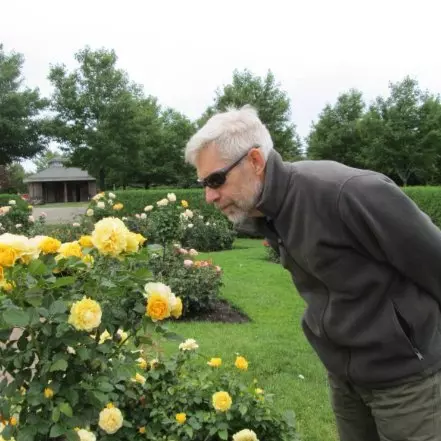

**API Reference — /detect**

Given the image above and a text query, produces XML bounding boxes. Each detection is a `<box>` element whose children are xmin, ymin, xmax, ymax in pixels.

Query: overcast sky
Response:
<box><xmin>2</xmin><ymin>0</ymin><xmax>440</xmax><ymax>172</ymax></box>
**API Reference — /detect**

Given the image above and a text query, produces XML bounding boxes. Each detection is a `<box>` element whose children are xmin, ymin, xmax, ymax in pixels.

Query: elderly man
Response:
<box><xmin>184</xmin><ymin>105</ymin><xmax>441</xmax><ymax>441</ymax></box>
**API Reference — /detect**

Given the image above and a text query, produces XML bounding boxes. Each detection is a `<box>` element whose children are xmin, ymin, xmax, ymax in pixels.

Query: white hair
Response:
<box><xmin>184</xmin><ymin>105</ymin><xmax>273</xmax><ymax>165</ymax></box>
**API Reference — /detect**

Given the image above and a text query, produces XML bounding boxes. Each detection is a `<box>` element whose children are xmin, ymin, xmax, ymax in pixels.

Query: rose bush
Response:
<box><xmin>0</xmin><ymin>218</ymin><xmax>298</xmax><ymax>441</ymax></box>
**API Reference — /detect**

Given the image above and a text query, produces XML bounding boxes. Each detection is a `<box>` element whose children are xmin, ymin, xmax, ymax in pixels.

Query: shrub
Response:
<box><xmin>0</xmin><ymin>221</ymin><xmax>298</xmax><ymax>441</ymax></box>
<box><xmin>0</xmin><ymin>198</ymin><xmax>40</xmax><ymax>235</ymax></box>
<box><xmin>181</xmin><ymin>214</ymin><xmax>236</xmax><ymax>252</ymax></box>
<box><xmin>263</xmin><ymin>240</ymin><xmax>280</xmax><ymax>263</ymax></box>
<box><xmin>149</xmin><ymin>246</ymin><xmax>223</xmax><ymax>317</ymax></box>
<box><xmin>403</xmin><ymin>186</ymin><xmax>441</xmax><ymax>229</ymax></box>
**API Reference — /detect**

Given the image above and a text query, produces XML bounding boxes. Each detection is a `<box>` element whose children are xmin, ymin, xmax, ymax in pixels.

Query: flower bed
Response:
<box><xmin>0</xmin><ymin>218</ymin><xmax>297</xmax><ymax>441</ymax></box>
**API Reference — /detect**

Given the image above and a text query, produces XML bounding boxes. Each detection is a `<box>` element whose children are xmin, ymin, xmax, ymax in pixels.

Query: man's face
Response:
<box><xmin>195</xmin><ymin>143</ymin><xmax>264</xmax><ymax>225</ymax></box>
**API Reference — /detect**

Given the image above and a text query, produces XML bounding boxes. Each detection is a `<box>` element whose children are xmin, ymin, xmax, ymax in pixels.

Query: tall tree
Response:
<box><xmin>0</xmin><ymin>44</ymin><xmax>49</xmax><ymax>166</ymax></box>
<box><xmin>48</xmin><ymin>46</ymin><xmax>149</xmax><ymax>189</ymax></box>
<box><xmin>33</xmin><ymin>148</ymin><xmax>68</xmax><ymax>172</ymax></box>
<box><xmin>200</xmin><ymin>69</ymin><xmax>302</xmax><ymax>161</ymax></box>
<box><xmin>306</xmin><ymin>89</ymin><xmax>367</xmax><ymax>168</ymax></box>
<box><xmin>359</xmin><ymin>76</ymin><xmax>441</xmax><ymax>186</ymax></box>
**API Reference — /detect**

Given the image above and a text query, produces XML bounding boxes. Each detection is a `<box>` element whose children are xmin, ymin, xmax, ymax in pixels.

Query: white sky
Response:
<box><xmin>2</xmin><ymin>0</ymin><xmax>440</xmax><ymax>172</ymax></box>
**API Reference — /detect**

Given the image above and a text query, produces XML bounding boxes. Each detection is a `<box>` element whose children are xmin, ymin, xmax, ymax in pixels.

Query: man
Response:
<box><xmin>184</xmin><ymin>105</ymin><xmax>441</xmax><ymax>441</ymax></box>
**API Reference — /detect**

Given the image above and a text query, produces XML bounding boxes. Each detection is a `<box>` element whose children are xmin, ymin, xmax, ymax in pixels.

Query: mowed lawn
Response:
<box><xmin>166</xmin><ymin>238</ymin><xmax>338</xmax><ymax>441</ymax></box>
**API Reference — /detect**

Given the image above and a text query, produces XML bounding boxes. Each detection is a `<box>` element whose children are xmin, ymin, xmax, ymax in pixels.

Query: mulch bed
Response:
<box><xmin>179</xmin><ymin>299</ymin><xmax>250</xmax><ymax>324</ymax></box>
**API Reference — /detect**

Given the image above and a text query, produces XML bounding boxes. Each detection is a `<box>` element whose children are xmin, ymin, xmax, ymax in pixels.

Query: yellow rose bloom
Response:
<box><xmin>207</xmin><ymin>357</ymin><xmax>222</xmax><ymax>368</ymax></box>
<box><xmin>232</xmin><ymin>429</ymin><xmax>259</xmax><ymax>441</ymax></box>
<box><xmin>44</xmin><ymin>387</ymin><xmax>54</xmax><ymax>399</ymax></box>
<box><xmin>0</xmin><ymin>266</ymin><xmax>4</xmax><ymax>281</ymax></box>
<box><xmin>125</xmin><ymin>232</ymin><xmax>145</xmax><ymax>253</ymax></box>
<box><xmin>56</xmin><ymin>242</ymin><xmax>83</xmax><ymax>260</ymax></box>
<box><xmin>99</xmin><ymin>330</ymin><xmax>112</xmax><ymax>344</ymax></box>
<box><xmin>1</xmin><ymin>233</ymin><xmax>40</xmax><ymax>264</ymax></box>
<box><xmin>0</xmin><ymin>244</ymin><xmax>17</xmax><ymax>267</ymax></box>
<box><xmin>146</xmin><ymin>294</ymin><xmax>171</xmax><ymax>321</ymax></box>
<box><xmin>82</xmin><ymin>254</ymin><xmax>94</xmax><ymax>267</ymax></box>
<box><xmin>9</xmin><ymin>416</ymin><xmax>17</xmax><ymax>426</ymax></box>
<box><xmin>39</xmin><ymin>237</ymin><xmax>61</xmax><ymax>254</ymax></box>
<box><xmin>68</xmin><ymin>297</ymin><xmax>102</xmax><ymax>332</ymax></box>
<box><xmin>212</xmin><ymin>391</ymin><xmax>232</xmax><ymax>412</ymax></box>
<box><xmin>175</xmin><ymin>413</ymin><xmax>186</xmax><ymax>424</ymax></box>
<box><xmin>181</xmin><ymin>200</ymin><xmax>188</xmax><ymax>208</ymax></box>
<box><xmin>112</xmin><ymin>203</ymin><xmax>124</xmax><ymax>211</ymax></box>
<box><xmin>75</xmin><ymin>428</ymin><xmax>96</xmax><ymax>441</ymax></box>
<box><xmin>235</xmin><ymin>356</ymin><xmax>249</xmax><ymax>371</ymax></box>
<box><xmin>137</xmin><ymin>357</ymin><xmax>148</xmax><ymax>370</ymax></box>
<box><xmin>132</xmin><ymin>373</ymin><xmax>146</xmax><ymax>385</ymax></box>
<box><xmin>171</xmin><ymin>297</ymin><xmax>183</xmax><ymax>319</ymax></box>
<box><xmin>79</xmin><ymin>235</ymin><xmax>94</xmax><ymax>248</ymax></box>
<box><xmin>0</xmin><ymin>280</ymin><xmax>14</xmax><ymax>292</ymax></box>
<box><xmin>138</xmin><ymin>427</ymin><xmax>146</xmax><ymax>434</ymax></box>
<box><xmin>98</xmin><ymin>405</ymin><xmax>124</xmax><ymax>434</ymax></box>
<box><xmin>91</xmin><ymin>217</ymin><xmax>128</xmax><ymax>257</ymax></box>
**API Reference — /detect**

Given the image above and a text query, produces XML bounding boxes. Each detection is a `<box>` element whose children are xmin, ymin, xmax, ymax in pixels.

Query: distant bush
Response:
<box><xmin>403</xmin><ymin>186</ymin><xmax>441</xmax><ymax>229</ymax></box>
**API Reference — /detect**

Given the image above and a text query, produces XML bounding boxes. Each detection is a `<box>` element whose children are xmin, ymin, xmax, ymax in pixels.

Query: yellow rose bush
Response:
<box><xmin>0</xmin><ymin>216</ymin><xmax>297</xmax><ymax>441</ymax></box>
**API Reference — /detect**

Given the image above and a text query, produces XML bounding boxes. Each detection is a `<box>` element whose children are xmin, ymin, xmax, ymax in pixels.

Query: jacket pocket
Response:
<box><xmin>392</xmin><ymin>302</ymin><xmax>424</xmax><ymax>361</ymax></box>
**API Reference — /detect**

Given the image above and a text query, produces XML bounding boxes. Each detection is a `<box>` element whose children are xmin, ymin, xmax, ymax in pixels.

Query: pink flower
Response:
<box><xmin>215</xmin><ymin>265</ymin><xmax>222</xmax><ymax>273</ymax></box>
<box><xmin>179</xmin><ymin>248</ymin><xmax>189</xmax><ymax>255</ymax></box>
<box><xmin>41</xmin><ymin>212</ymin><xmax>47</xmax><ymax>217</ymax></box>
<box><xmin>184</xmin><ymin>260</ymin><xmax>193</xmax><ymax>267</ymax></box>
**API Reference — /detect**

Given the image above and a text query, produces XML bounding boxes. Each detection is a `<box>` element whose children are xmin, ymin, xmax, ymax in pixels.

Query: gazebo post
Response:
<box><xmin>64</xmin><ymin>182</ymin><xmax>68</xmax><ymax>203</ymax></box>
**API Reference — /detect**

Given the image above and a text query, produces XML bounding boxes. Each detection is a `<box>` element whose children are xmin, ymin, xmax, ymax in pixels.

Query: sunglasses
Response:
<box><xmin>197</xmin><ymin>146</ymin><xmax>260</xmax><ymax>189</ymax></box>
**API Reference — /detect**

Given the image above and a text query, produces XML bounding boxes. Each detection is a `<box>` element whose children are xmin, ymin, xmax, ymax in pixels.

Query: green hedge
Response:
<box><xmin>0</xmin><ymin>194</ymin><xmax>29</xmax><ymax>210</ymax></box>
<box><xmin>403</xmin><ymin>186</ymin><xmax>441</xmax><ymax>229</ymax></box>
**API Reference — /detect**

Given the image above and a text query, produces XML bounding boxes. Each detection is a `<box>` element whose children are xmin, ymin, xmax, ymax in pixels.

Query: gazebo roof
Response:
<box><xmin>24</xmin><ymin>158</ymin><xmax>96</xmax><ymax>183</ymax></box>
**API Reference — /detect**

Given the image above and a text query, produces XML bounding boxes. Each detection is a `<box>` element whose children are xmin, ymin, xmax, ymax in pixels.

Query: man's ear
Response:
<box><xmin>249</xmin><ymin>148</ymin><xmax>265</xmax><ymax>176</ymax></box>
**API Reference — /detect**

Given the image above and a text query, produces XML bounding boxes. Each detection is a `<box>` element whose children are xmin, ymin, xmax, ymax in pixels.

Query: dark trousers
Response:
<box><xmin>328</xmin><ymin>370</ymin><xmax>441</xmax><ymax>441</ymax></box>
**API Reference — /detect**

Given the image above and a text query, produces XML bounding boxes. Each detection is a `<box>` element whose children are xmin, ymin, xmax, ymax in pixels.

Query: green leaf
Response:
<box><xmin>50</xmin><ymin>359</ymin><xmax>68</xmax><ymax>372</ymax></box>
<box><xmin>65</xmin><ymin>430</ymin><xmax>79</xmax><ymax>441</ymax></box>
<box><xmin>76</xmin><ymin>347</ymin><xmax>91</xmax><ymax>361</ymax></box>
<box><xmin>52</xmin><ymin>277</ymin><xmax>76</xmax><ymax>288</ymax></box>
<box><xmin>218</xmin><ymin>429</ymin><xmax>228</xmax><ymax>440</ymax></box>
<box><xmin>25</xmin><ymin>288</ymin><xmax>43</xmax><ymax>307</ymax></box>
<box><xmin>52</xmin><ymin>406</ymin><xmax>60</xmax><ymax>423</ymax></box>
<box><xmin>1</xmin><ymin>424</ymin><xmax>13</xmax><ymax>440</ymax></box>
<box><xmin>28</xmin><ymin>259</ymin><xmax>48</xmax><ymax>276</ymax></box>
<box><xmin>98</xmin><ymin>382</ymin><xmax>114</xmax><ymax>393</ymax></box>
<box><xmin>3</xmin><ymin>309</ymin><xmax>29</xmax><ymax>327</ymax></box>
<box><xmin>184</xmin><ymin>425</ymin><xmax>194</xmax><ymax>438</ymax></box>
<box><xmin>17</xmin><ymin>426</ymin><xmax>37</xmax><ymax>441</ymax></box>
<box><xmin>59</xmin><ymin>402</ymin><xmax>73</xmax><ymax>417</ymax></box>
<box><xmin>49</xmin><ymin>300</ymin><xmax>67</xmax><ymax>315</ymax></box>
<box><xmin>91</xmin><ymin>390</ymin><xmax>108</xmax><ymax>404</ymax></box>
<box><xmin>49</xmin><ymin>424</ymin><xmax>65</xmax><ymax>438</ymax></box>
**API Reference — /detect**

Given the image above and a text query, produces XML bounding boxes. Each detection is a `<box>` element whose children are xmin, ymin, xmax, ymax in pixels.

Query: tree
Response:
<box><xmin>33</xmin><ymin>148</ymin><xmax>68</xmax><ymax>172</ymax></box>
<box><xmin>306</xmin><ymin>89</ymin><xmax>367</xmax><ymax>168</ymax></box>
<box><xmin>48</xmin><ymin>46</ymin><xmax>151</xmax><ymax>190</ymax></box>
<box><xmin>200</xmin><ymin>69</ymin><xmax>303</xmax><ymax>161</ymax></box>
<box><xmin>6</xmin><ymin>163</ymin><xmax>28</xmax><ymax>193</ymax></box>
<box><xmin>359</xmin><ymin>76</ymin><xmax>441</xmax><ymax>186</ymax></box>
<box><xmin>0</xmin><ymin>44</ymin><xmax>49</xmax><ymax>166</ymax></box>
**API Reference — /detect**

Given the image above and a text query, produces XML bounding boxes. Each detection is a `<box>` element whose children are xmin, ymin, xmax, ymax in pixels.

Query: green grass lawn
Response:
<box><xmin>166</xmin><ymin>238</ymin><xmax>338</xmax><ymax>441</ymax></box>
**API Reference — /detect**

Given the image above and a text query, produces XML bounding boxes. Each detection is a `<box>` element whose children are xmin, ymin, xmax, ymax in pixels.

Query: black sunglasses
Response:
<box><xmin>197</xmin><ymin>146</ymin><xmax>260</xmax><ymax>189</ymax></box>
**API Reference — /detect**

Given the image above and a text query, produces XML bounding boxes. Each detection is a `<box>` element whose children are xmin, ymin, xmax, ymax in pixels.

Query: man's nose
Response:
<box><xmin>205</xmin><ymin>187</ymin><xmax>220</xmax><ymax>204</ymax></box>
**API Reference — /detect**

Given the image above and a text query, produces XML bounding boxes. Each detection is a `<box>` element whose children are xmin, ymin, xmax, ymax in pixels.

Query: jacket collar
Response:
<box><xmin>254</xmin><ymin>149</ymin><xmax>293</xmax><ymax>220</ymax></box>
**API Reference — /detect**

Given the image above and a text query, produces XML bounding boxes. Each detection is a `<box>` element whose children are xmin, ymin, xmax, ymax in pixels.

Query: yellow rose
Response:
<box><xmin>212</xmin><ymin>391</ymin><xmax>232</xmax><ymax>412</ymax></box>
<box><xmin>138</xmin><ymin>427</ymin><xmax>146</xmax><ymax>434</ymax></box>
<box><xmin>171</xmin><ymin>297</ymin><xmax>183</xmax><ymax>319</ymax></box>
<box><xmin>68</xmin><ymin>297</ymin><xmax>102</xmax><ymax>332</ymax></box>
<box><xmin>75</xmin><ymin>428</ymin><xmax>96</xmax><ymax>441</ymax></box>
<box><xmin>235</xmin><ymin>356</ymin><xmax>249</xmax><ymax>371</ymax></box>
<box><xmin>9</xmin><ymin>416</ymin><xmax>17</xmax><ymax>426</ymax></box>
<box><xmin>99</xmin><ymin>330</ymin><xmax>112</xmax><ymax>344</ymax></box>
<box><xmin>38</xmin><ymin>237</ymin><xmax>61</xmax><ymax>254</ymax></box>
<box><xmin>0</xmin><ymin>266</ymin><xmax>4</xmax><ymax>281</ymax></box>
<box><xmin>91</xmin><ymin>217</ymin><xmax>128</xmax><ymax>257</ymax></box>
<box><xmin>175</xmin><ymin>413</ymin><xmax>186</xmax><ymax>424</ymax></box>
<box><xmin>44</xmin><ymin>387</ymin><xmax>54</xmax><ymax>399</ymax></box>
<box><xmin>207</xmin><ymin>357</ymin><xmax>222</xmax><ymax>367</ymax></box>
<box><xmin>56</xmin><ymin>242</ymin><xmax>83</xmax><ymax>260</ymax></box>
<box><xmin>131</xmin><ymin>373</ymin><xmax>146</xmax><ymax>385</ymax></box>
<box><xmin>232</xmin><ymin>429</ymin><xmax>259</xmax><ymax>441</ymax></box>
<box><xmin>98</xmin><ymin>405</ymin><xmax>123</xmax><ymax>434</ymax></box>
<box><xmin>0</xmin><ymin>233</ymin><xmax>39</xmax><ymax>263</ymax></box>
<box><xmin>0</xmin><ymin>280</ymin><xmax>14</xmax><ymax>292</ymax></box>
<box><xmin>181</xmin><ymin>200</ymin><xmax>188</xmax><ymax>208</ymax></box>
<box><xmin>82</xmin><ymin>254</ymin><xmax>94</xmax><ymax>267</ymax></box>
<box><xmin>137</xmin><ymin>357</ymin><xmax>148</xmax><ymax>370</ymax></box>
<box><xmin>79</xmin><ymin>236</ymin><xmax>94</xmax><ymax>248</ymax></box>
<box><xmin>124</xmin><ymin>232</ymin><xmax>146</xmax><ymax>253</ymax></box>
<box><xmin>146</xmin><ymin>294</ymin><xmax>171</xmax><ymax>321</ymax></box>
<box><xmin>0</xmin><ymin>244</ymin><xmax>17</xmax><ymax>267</ymax></box>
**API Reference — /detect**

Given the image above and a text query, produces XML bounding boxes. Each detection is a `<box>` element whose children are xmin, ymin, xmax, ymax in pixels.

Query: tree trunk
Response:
<box><xmin>0</xmin><ymin>165</ymin><xmax>10</xmax><ymax>191</ymax></box>
<box><xmin>99</xmin><ymin>168</ymin><xmax>105</xmax><ymax>191</ymax></box>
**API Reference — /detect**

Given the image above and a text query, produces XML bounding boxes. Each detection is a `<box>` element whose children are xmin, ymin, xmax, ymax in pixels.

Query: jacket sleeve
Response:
<box><xmin>338</xmin><ymin>173</ymin><xmax>441</xmax><ymax>305</ymax></box>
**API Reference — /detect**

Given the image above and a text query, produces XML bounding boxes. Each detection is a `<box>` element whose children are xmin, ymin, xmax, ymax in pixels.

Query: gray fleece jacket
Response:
<box><xmin>246</xmin><ymin>149</ymin><xmax>441</xmax><ymax>388</ymax></box>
